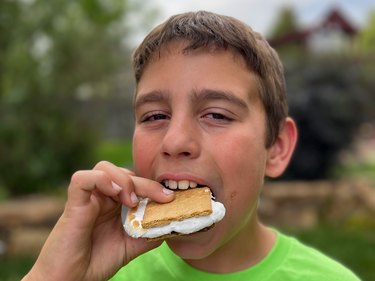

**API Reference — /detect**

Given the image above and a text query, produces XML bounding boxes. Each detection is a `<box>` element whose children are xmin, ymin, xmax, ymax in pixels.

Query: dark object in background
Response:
<box><xmin>283</xmin><ymin>58</ymin><xmax>368</xmax><ymax>180</ymax></box>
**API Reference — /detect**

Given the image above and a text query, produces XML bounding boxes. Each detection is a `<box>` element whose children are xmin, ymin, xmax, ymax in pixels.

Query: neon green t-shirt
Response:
<box><xmin>110</xmin><ymin>232</ymin><xmax>360</xmax><ymax>281</ymax></box>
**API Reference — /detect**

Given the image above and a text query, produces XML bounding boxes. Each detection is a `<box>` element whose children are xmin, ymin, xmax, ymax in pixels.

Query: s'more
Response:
<box><xmin>122</xmin><ymin>187</ymin><xmax>226</xmax><ymax>240</ymax></box>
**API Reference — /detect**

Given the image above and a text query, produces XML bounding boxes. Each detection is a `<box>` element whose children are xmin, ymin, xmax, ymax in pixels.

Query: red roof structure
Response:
<box><xmin>269</xmin><ymin>8</ymin><xmax>358</xmax><ymax>51</ymax></box>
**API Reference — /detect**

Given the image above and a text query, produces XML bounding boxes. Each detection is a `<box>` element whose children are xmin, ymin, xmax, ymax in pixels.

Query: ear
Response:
<box><xmin>265</xmin><ymin>117</ymin><xmax>298</xmax><ymax>178</ymax></box>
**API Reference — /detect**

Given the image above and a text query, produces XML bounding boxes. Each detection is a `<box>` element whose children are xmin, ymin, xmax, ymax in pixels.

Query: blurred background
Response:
<box><xmin>0</xmin><ymin>0</ymin><xmax>374</xmax><ymax>280</ymax></box>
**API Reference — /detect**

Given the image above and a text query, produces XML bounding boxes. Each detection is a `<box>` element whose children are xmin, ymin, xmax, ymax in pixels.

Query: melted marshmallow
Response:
<box><xmin>122</xmin><ymin>198</ymin><xmax>226</xmax><ymax>239</ymax></box>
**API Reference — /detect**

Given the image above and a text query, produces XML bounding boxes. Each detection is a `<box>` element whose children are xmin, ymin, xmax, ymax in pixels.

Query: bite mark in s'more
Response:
<box><xmin>122</xmin><ymin>187</ymin><xmax>226</xmax><ymax>240</ymax></box>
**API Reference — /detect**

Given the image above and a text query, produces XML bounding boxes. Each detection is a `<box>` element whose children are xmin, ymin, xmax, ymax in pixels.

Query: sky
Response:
<box><xmin>144</xmin><ymin>0</ymin><xmax>375</xmax><ymax>38</ymax></box>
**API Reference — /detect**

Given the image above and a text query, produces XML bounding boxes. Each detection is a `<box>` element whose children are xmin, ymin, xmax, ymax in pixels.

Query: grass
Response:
<box><xmin>0</xmin><ymin>256</ymin><xmax>36</xmax><ymax>281</ymax></box>
<box><xmin>333</xmin><ymin>160</ymin><xmax>375</xmax><ymax>181</ymax></box>
<box><xmin>94</xmin><ymin>139</ymin><xmax>133</xmax><ymax>168</ymax></box>
<box><xmin>286</xmin><ymin>225</ymin><xmax>375</xmax><ymax>281</ymax></box>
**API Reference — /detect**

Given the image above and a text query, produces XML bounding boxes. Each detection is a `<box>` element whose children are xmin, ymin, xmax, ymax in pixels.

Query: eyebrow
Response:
<box><xmin>134</xmin><ymin>88</ymin><xmax>249</xmax><ymax>111</ymax></box>
<box><xmin>192</xmin><ymin>89</ymin><xmax>248</xmax><ymax>110</ymax></box>
<box><xmin>134</xmin><ymin>90</ymin><xmax>170</xmax><ymax>110</ymax></box>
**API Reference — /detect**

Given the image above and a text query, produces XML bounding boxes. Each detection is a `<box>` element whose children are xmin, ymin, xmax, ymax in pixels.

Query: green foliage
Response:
<box><xmin>80</xmin><ymin>0</ymin><xmax>126</xmax><ymax>25</ymax></box>
<box><xmin>0</xmin><ymin>0</ymin><xmax>137</xmax><ymax>196</ymax></box>
<box><xmin>0</xmin><ymin>99</ymin><xmax>98</xmax><ymax>195</ymax></box>
<box><xmin>333</xmin><ymin>161</ymin><xmax>375</xmax><ymax>180</ymax></box>
<box><xmin>269</xmin><ymin>6</ymin><xmax>299</xmax><ymax>38</ymax></box>
<box><xmin>0</xmin><ymin>256</ymin><xmax>36</xmax><ymax>281</ymax></box>
<box><xmin>268</xmin><ymin>6</ymin><xmax>305</xmax><ymax>57</ymax></box>
<box><xmin>95</xmin><ymin>140</ymin><xmax>133</xmax><ymax>167</ymax></box>
<box><xmin>288</xmin><ymin>225</ymin><xmax>375</xmax><ymax>281</ymax></box>
<box><xmin>357</xmin><ymin>9</ymin><xmax>375</xmax><ymax>53</ymax></box>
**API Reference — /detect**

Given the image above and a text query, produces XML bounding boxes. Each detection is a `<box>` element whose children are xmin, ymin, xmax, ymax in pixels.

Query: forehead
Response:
<box><xmin>148</xmin><ymin>40</ymin><xmax>246</xmax><ymax>68</ymax></box>
<box><xmin>136</xmin><ymin>41</ymin><xmax>261</xmax><ymax>102</ymax></box>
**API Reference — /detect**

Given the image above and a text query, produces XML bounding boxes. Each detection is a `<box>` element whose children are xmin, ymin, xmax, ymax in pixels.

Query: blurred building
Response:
<box><xmin>269</xmin><ymin>8</ymin><xmax>358</xmax><ymax>54</ymax></box>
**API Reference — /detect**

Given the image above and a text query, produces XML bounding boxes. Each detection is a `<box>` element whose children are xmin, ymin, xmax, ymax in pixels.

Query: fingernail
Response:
<box><xmin>162</xmin><ymin>188</ymin><xmax>174</xmax><ymax>195</ymax></box>
<box><xmin>130</xmin><ymin>192</ymin><xmax>139</xmax><ymax>204</ymax></box>
<box><xmin>112</xmin><ymin>181</ymin><xmax>122</xmax><ymax>192</ymax></box>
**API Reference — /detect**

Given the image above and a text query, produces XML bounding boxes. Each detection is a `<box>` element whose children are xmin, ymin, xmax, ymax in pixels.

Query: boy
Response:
<box><xmin>23</xmin><ymin>11</ymin><xmax>360</xmax><ymax>281</ymax></box>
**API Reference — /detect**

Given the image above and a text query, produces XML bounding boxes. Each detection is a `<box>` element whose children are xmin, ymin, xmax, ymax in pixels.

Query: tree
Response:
<box><xmin>357</xmin><ymin>9</ymin><xmax>375</xmax><ymax>53</ymax></box>
<box><xmin>357</xmin><ymin>9</ymin><xmax>375</xmax><ymax>122</ymax></box>
<box><xmin>0</xmin><ymin>0</ymin><xmax>152</xmax><ymax>195</ymax></box>
<box><xmin>269</xmin><ymin>6</ymin><xmax>299</xmax><ymax>38</ymax></box>
<box><xmin>268</xmin><ymin>6</ymin><xmax>305</xmax><ymax>57</ymax></box>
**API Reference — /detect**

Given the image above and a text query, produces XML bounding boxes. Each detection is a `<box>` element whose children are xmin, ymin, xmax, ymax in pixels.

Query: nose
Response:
<box><xmin>161</xmin><ymin>117</ymin><xmax>200</xmax><ymax>159</ymax></box>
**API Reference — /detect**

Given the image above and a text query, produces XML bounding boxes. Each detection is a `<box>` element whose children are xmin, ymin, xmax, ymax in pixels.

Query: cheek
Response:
<box><xmin>215</xmin><ymin>133</ymin><xmax>267</xmax><ymax>210</ymax></box>
<box><xmin>215</xmin><ymin>133</ymin><xmax>265</xmax><ymax>178</ymax></box>
<box><xmin>132</xmin><ymin>131</ymin><xmax>157</xmax><ymax>176</ymax></box>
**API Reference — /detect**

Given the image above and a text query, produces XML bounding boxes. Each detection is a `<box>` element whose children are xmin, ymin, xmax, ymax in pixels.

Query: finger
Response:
<box><xmin>68</xmin><ymin>170</ymin><xmax>121</xmax><ymax>207</ymax></box>
<box><xmin>93</xmin><ymin>161</ymin><xmax>174</xmax><ymax>206</ymax></box>
<box><xmin>116</xmin><ymin>176</ymin><xmax>174</xmax><ymax>207</ymax></box>
<box><xmin>120</xmin><ymin>167</ymin><xmax>135</xmax><ymax>176</ymax></box>
<box><xmin>131</xmin><ymin>176</ymin><xmax>174</xmax><ymax>203</ymax></box>
<box><xmin>94</xmin><ymin>161</ymin><xmax>139</xmax><ymax>208</ymax></box>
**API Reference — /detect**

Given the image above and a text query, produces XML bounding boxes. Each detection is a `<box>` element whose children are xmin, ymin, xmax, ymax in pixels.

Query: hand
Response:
<box><xmin>22</xmin><ymin>161</ymin><xmax>174</xmax><ymax>281</ymax></box>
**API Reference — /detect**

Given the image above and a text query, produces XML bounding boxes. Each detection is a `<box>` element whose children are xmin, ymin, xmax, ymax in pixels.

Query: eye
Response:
<box><xmin>205</xmin><ymin>113</ymin><xmax>230</xmax><ymax>120</ymax></box>
<box><xmin>142</xmin><ymin>112</ymin><xmax>169</xmax><ymax>123</ymax></box>
<box><xmin>203</xmin><ymin>112</ymin><xmax>234</xmax><ymax>122</ymax></box>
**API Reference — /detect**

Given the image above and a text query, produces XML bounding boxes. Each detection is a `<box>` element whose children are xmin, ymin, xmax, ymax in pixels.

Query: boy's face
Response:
<box><xmin>132</xmin><ymin>42</ymin><xmax>272</xmax><ymax>259</ymax></box>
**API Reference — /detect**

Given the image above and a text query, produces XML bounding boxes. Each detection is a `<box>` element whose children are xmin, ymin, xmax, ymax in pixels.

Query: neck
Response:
<box><xmin>185</xmin><ymin>219</ymin><xmax>276</xmax><ymax>273</ymax></box>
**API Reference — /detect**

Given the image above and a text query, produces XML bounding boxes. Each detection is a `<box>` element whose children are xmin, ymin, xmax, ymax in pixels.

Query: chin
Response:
<box><xmin>166</xmin><ymin>230</ymin><xmax>220</xmax><ymax>260</ymax></box>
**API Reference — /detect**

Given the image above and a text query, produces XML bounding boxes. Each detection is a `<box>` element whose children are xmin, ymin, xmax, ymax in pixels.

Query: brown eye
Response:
<box><xmin>143</xmin><ymin>113</ymin><xmax>168</xmax><ymax>122</ymax></box>
<box><xmin>204</xmin><ymin>113</ymin><xmax>232</xmax><ymax>121</ymax></box>
<box><xmin>208</xmin><ymin>113</ymin><xmax>227</xmax><ymax>119</ymax></box>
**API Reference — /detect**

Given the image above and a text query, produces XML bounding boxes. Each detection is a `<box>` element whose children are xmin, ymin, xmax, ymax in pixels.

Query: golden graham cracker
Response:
<box><xmin>142</xmin><ymin>187</ymin><xmax>213</xmax><ymax>229</ymax></box>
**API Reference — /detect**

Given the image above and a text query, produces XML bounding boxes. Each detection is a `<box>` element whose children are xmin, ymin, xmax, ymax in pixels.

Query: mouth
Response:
<box><xmin>161</xmin><ymin>179</ymin><xmax>204</xmax><ymax>190</ymax></box>
<box><xmin>161</xmin><ymin>179</ymin><xmax>216</xmax><ymax>199</ymax></box>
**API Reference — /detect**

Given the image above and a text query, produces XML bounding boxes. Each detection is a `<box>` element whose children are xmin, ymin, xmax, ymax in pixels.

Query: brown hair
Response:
<box><xmin>132</xmin><ymin>11</ymin><xmax>288</xmax><ymax>148</ymax></box>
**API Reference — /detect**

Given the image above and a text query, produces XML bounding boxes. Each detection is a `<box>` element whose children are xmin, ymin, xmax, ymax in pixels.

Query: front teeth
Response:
<box><xmin>164</xmin><ymin>180</ymin><xmax>198</xmax><ymax>190</ymax></box>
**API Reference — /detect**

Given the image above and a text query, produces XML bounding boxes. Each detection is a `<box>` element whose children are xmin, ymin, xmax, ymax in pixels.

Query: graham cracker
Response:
<box><xmin>142</xmin><ymin>187</ymin><xmax>212</xmax><ymax>229</ymax></box>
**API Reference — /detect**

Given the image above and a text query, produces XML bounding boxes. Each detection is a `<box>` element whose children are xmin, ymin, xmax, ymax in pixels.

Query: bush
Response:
<box><xmin>0</xmin><ymin>97</ymin><xmax>98</xmax><ymax>196</ymax></box>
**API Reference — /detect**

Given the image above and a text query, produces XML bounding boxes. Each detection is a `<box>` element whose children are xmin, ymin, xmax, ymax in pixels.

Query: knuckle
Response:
<box><xmin>68</xmin><ymin>170</ymin><xmax>89</xmax><ymax>195</ymax></box>
<box><xmin>94</xmin><ymin>160</ymin><xmax>111</xmax><ymax>170</ymax></box>
<box><xmin>70</xmin><ymin>170</ymin><xmax>86</xmax><ymax>186</ymax></box>
<box><xmin>122</xmin><ymin>174</ymin><xmax>132</xmax><ymax>185</ymax></box>
<box><xmin>94</xmin><ymin>170</ymin><xmax>110</xmax><ymax>184</ymax></box>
